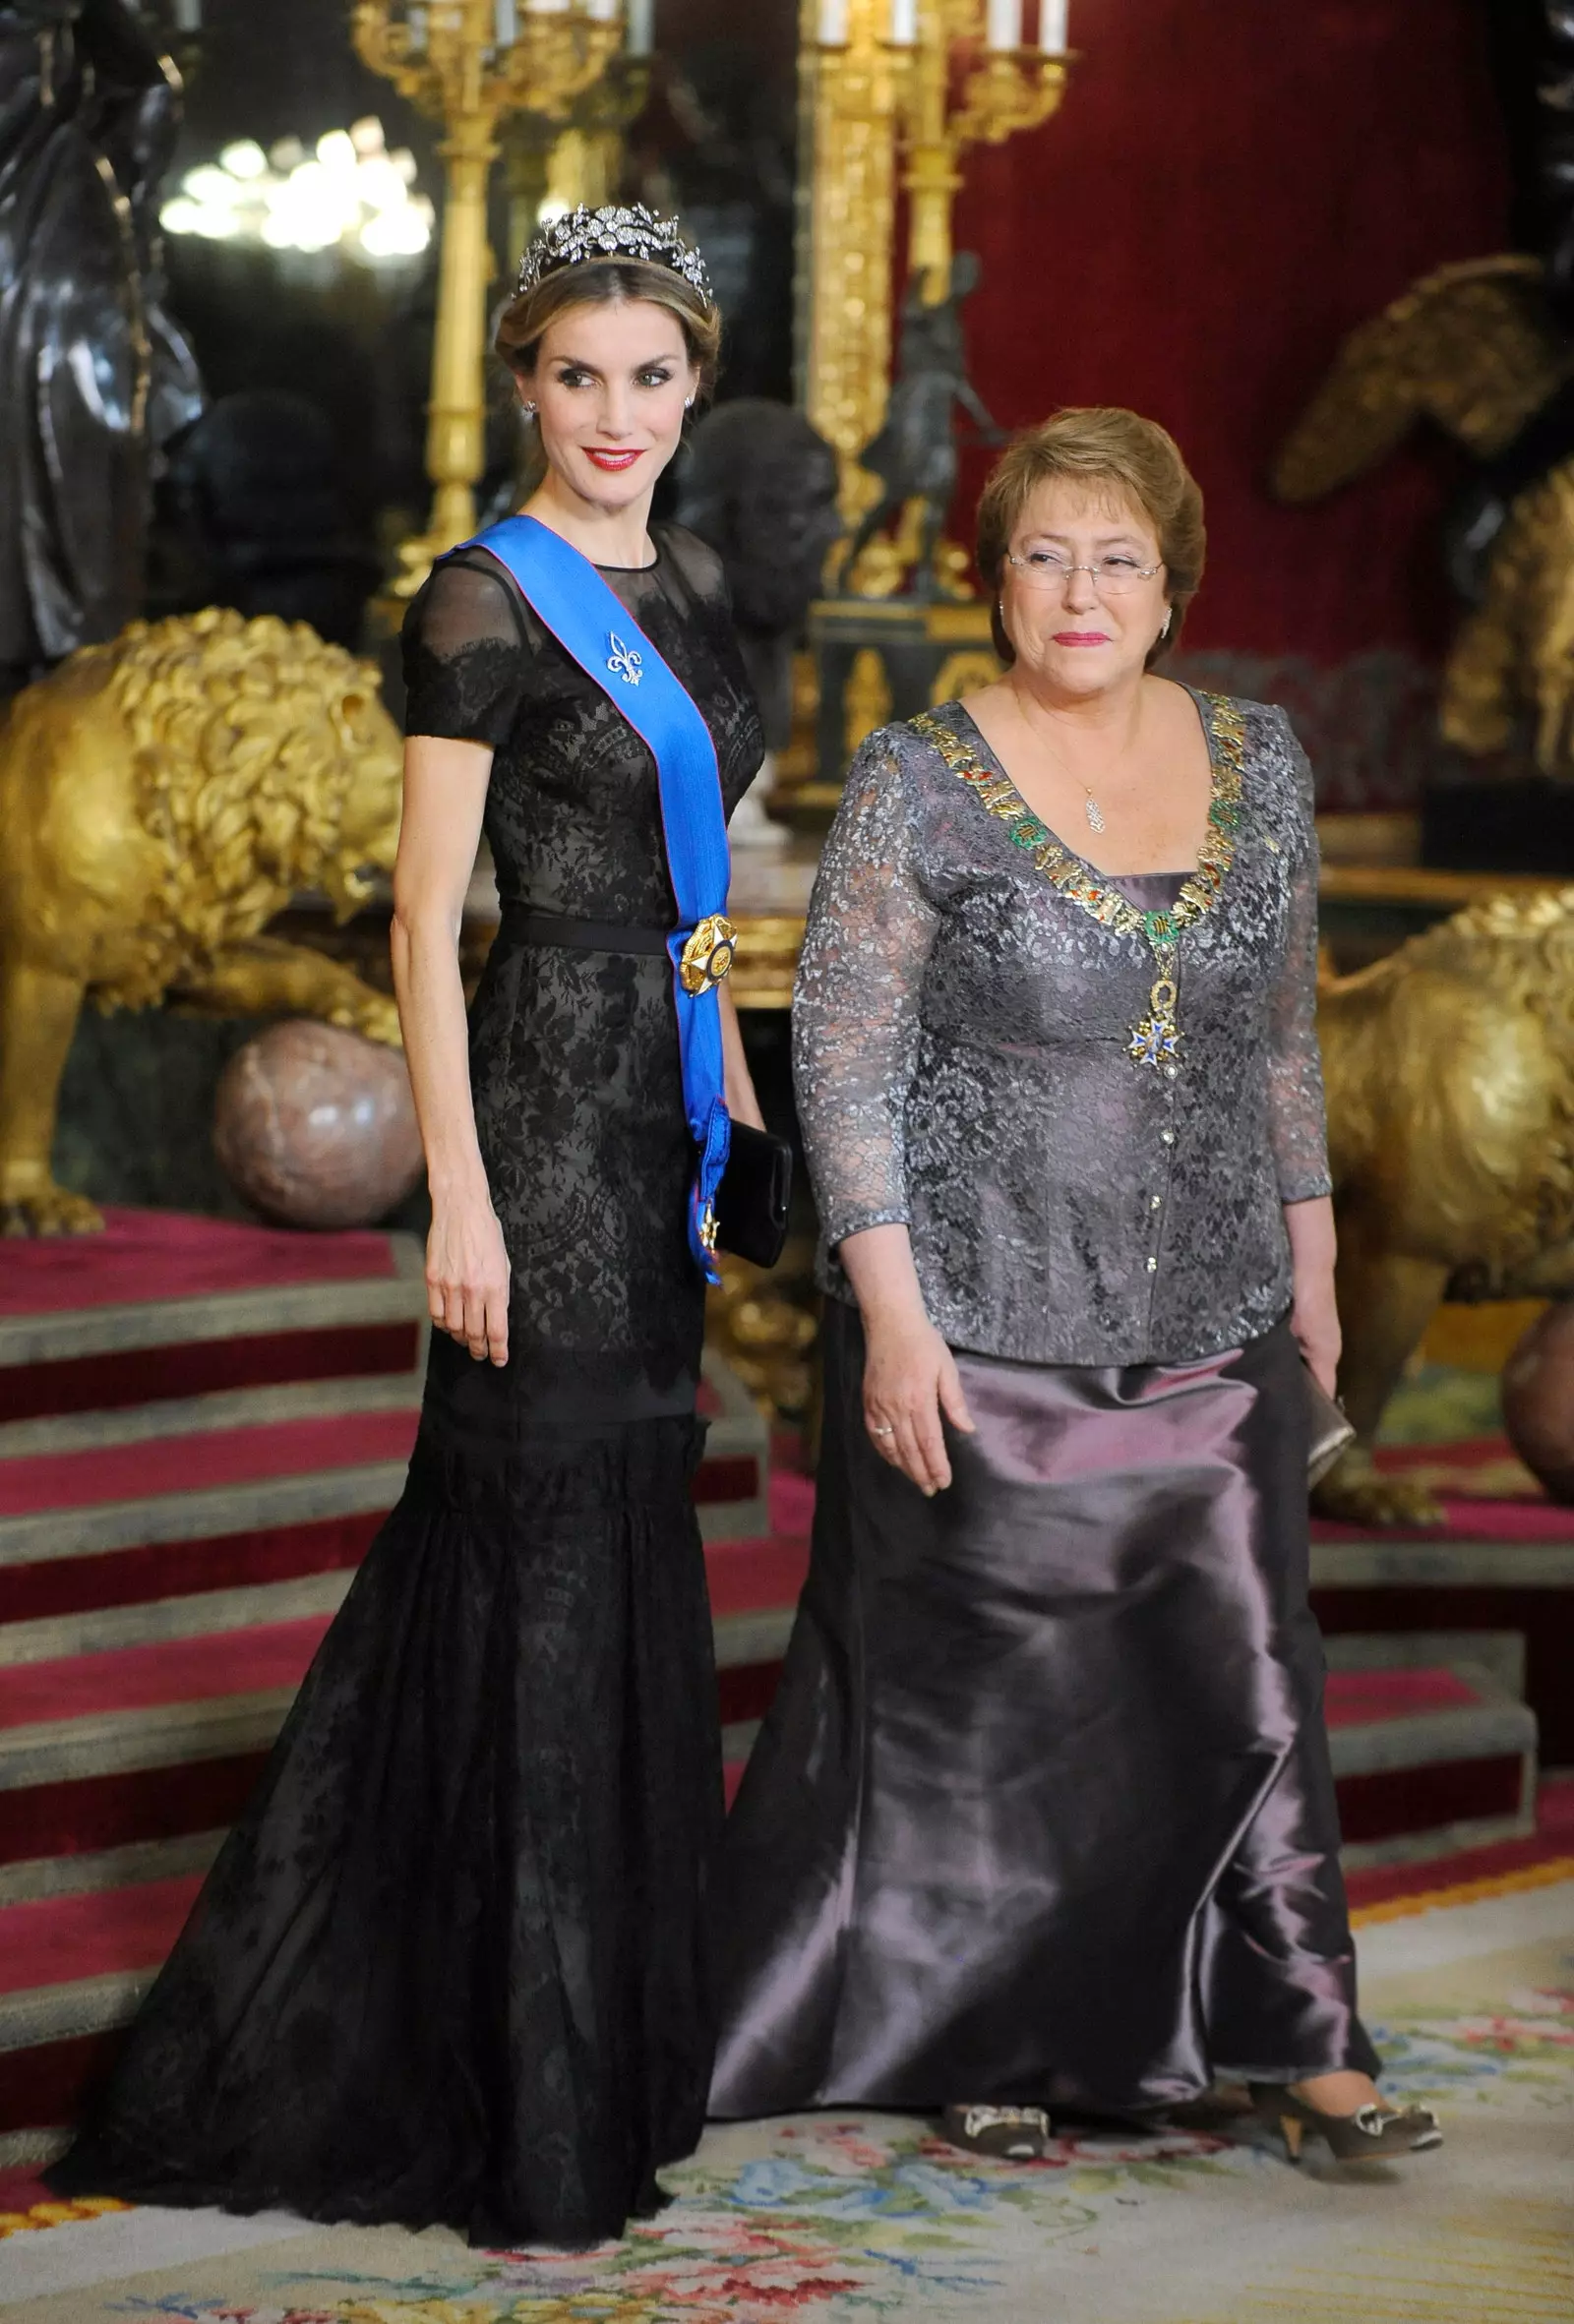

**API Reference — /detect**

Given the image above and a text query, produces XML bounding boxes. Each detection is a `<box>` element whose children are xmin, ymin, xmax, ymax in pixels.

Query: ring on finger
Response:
<box><xmin>871</xmin><ymin>1423</ymin><xmax>895</xmax><ymax>1438</ymax></box>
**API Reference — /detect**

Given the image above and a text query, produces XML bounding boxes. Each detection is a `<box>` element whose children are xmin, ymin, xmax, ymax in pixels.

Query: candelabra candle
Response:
<box><xmin>889</xmin><ymin>0</ymin><xmax>917</xmax><ymax>41</ymax></box>
<box><xmin>817</xmin><ymin>0</ymin><xmax>849</xmax><ymax>43</ymax></box>
<box><xmin>1040</xmin><ymin>0</ymin><xmax>1069</xmax><ymax>52</ymax></box>
<box><xmin>353</xmin><ymin>0</ymin><xmax>626</xmax><ymax>583</ymax></box>
<box><xmin>625</xmin><ymin>0</ymin><xmax>652</xmax><ymax>51</ymax></box>
<box><xmin>987</xmin><ymin>0</ymin><xmax>1022</xmax><ymax>48</ymax></box>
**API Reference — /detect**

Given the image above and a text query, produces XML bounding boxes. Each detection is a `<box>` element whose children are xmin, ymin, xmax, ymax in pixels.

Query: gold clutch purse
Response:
<box><xmin>1305</xmin><ymin>1364</ymin><xmax>1355</xmax><ymax>1488</ymax></box>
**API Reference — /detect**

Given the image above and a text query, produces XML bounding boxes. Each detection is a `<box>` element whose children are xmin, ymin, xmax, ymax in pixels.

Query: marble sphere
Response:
<box><xmin>1501</xmin><ymin>1301</ymin><xmax>1574</xmax><ymax>1504</ymax></box>
<box><xmin>214</xmin><ymin>1020</ymin><xmax>422</xmax><ymax>1229</ymax></box>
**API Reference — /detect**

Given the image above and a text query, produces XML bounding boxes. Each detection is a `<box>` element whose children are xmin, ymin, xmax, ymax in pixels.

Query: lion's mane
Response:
<box><xmin>107</xmin><ymin>608</ymin><xmax>391</xmax><ymax>986</ymax></box>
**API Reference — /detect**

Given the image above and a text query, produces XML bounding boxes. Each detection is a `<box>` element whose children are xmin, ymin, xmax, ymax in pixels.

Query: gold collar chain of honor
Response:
<box><xmin>910</xmin><ymin>695</ymin><xmax>1247</xmax><ymax>1071</ymax></box>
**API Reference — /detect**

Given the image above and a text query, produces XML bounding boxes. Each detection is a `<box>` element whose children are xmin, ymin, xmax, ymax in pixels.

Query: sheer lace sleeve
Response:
<box><xmin>400</xmin><ymin>555</ymin><xmax>530</xmax><ymax>745</ymax></box>
<box><xmin>1268</xmin><ymin>715</ymin><xmax>1332</xmax><ymax>1203</ymax></box>
<box><xmin>792</xmin><ymin>727</ymin><xmax>940</xmax><ymax>1249</ymax></box>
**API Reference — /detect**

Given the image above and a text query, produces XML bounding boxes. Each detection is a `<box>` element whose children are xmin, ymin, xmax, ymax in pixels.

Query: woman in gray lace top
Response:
<box><xmin>710</xmin><ymin>410</ymin><xmax>1441</xmax><ymax>2168</ymax></box>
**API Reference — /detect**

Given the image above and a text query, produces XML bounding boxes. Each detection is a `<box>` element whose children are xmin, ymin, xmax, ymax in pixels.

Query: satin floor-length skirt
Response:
<box><xmin>709</xmin><ymin>1302</ymin><xmax>1378</xmax><ymax>2118</ymax></box>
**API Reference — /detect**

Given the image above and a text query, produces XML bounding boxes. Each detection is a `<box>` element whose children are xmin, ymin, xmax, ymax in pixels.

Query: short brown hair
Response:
<box><xmin>976</xmin><ymin>407</ymin><xmax>1206</xmax><ymax>667</ymax></box>
<box><xmin>495</xmin><ymin>258</ymin><xmax>722</xmax><ymax>397</ymax></box>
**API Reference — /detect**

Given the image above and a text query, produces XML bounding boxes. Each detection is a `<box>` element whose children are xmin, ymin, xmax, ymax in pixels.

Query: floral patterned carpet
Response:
<box><xmin>2</xmin><ymin>1886</ymin><xmax>1570</xmax><ymax>2324</ymax></box>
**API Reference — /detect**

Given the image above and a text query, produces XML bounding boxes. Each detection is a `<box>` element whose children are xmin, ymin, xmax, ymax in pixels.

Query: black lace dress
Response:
<box><xmin>51</xmin><ymin>524</ymin><xmax>765</xmax><ymax>2247</ymax></box>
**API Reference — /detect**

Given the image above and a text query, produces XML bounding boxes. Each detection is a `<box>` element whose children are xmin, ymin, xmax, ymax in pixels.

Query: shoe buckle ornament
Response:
<box><xmin>678</xmin><ymin>913</ymin><xmax>738</xmax><ymax>995</ymax></box>
<box><xmin>961</xmin><ymin>2105</ymin><xmax>1050</xmax><ymax>2142</ymax></box>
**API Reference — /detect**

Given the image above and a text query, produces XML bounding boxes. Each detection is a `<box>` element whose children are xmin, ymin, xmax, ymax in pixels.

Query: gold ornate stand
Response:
<box><xmin>503</xmin><ymin>55</ymin><xmax>651</xmax><ymax>267</ymax></box>
<box><xmin>792</xmin><ymin>0</ymin><xmax>1075</xmax><ymax>790</ymax></box>
<box><xmin>351</xmin><ymin>0</ymin><xmax>624</xmax><ymax>595</ymax></box>
<box><xmin>802</xmin><ymin>0</ymin><xmax>1072</xmax><ymax>516</ymax></box>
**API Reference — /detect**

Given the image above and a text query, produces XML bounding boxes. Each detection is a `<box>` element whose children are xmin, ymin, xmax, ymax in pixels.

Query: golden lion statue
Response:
<box><xmin>0</xmin><ymin>608</ymin><xmax>403</xmax><ymax>1234</ymax></box>
<box><xmin>1318</xmin><ymin>885</ymin><xmax>1574</xmax><ymax>1524</ymax></box>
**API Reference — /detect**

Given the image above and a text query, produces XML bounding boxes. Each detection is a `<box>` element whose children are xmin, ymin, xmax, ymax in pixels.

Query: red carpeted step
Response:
<box><xmin>705</xmin><ymin>1529</ymin><xmax>810</xmax><ymax>1621</ymax></box>
<box><xmin>0</xmin><ymin>1412</ymin><xmax>419</xmax><ymax>1520</ymax></box>
<box><xmin>1347</xmin><ymin>1770</ymin><xmax>1574</xmax><ymax>1909</ymax></box>
<box><xmin>0</xmin><ymin>1213</ymin><xmax>430</xmax><ymax>1427</ymax></box>
<box><xmin>0</xmin><ymin>1211</ymin><xmax>402</xmax><ymax>1317</ymax></box>
<box><xmin>0</xmin><ymin>1877</ymin><xmax>202</xmax><ymax>1997</ymax></box>
<box><xmin>0</xmin><ymin>1620</ymin><xmax>334</xmax><ymax>1732</ymax></box>
<box><xmin>0</xmin><ymin>1516</ymin><xmax>383</xmax><ymax>1630</ymax></box>
<box><xmin>1324</xmin><ymin>1667</ymin><xmax>1483</xmax><ymax>1725</ymax></box>
<box><xmin>2</xmin><ymin>1328</ymin><xmax>426</xmax><ymax>1430</ymax></box>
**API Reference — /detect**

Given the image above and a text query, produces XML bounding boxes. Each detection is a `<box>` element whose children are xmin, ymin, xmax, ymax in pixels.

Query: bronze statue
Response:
<box><xmin>0</xmin><ymin>0</ymin><xmax>204</xmax><ymax>695</ymax></box>
<box><xmin>676</xmin><ymin>398</ymin><xmax>842</xmax><ymax>749</ymax></box>
<box><xmin>1316</xmin><ymin>886</ymin><xmax>1574</xmax><ymax>1524</ymax></box>
<box><xmin>0</xmin><ymin>610</ymin><xmax>403</xmax><ymax>1234</ymax></box>
<box><xmin>839</xmin><ymin>254</ymin><xmax>1002</xmax><ymax>600</ymax></box>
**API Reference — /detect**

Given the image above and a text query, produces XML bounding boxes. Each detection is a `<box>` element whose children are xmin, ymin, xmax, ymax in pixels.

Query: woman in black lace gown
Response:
<box><xmin>51</xmin><ymin>210</ymin><xmax>764</xmax><ymax>2247</ymax></box>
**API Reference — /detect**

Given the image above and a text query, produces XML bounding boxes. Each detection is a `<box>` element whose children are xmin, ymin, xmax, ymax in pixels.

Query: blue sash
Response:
<box><xmin>456</xmin><ymin>513</ymin><xmax>733</xmax><ymax>1281</ymax></box>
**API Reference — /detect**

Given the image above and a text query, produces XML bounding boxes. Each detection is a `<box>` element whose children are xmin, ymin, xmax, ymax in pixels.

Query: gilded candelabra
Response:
<box><xmin>893</xmin><ymin>1</ymin><xmax>1071</xmax><ymax>307</ymax></box>
<box><xmin>503</xmin><ymin>54</ymin><xmax>652</xmax><ymax>275</ymax></box>
<box><xmin>804</xmin><ymin>0</ymin><xmax>1072</xmax><ymax>487</ymax></box>
<box><xmin>352</xmin><ymin>0</ymin><xmax>626</xmax><ymax>592</ymax></box>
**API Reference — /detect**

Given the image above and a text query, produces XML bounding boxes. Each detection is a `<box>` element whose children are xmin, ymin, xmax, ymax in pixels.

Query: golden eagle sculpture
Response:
<box><xmin>0</xmin><ymin>609</ymin><xmax>403</xmax><ymax>1234</ymax></box>
<box><xmin>1316</xmin><ymin>886</ymin><xmax>1574</xmax><ymax>1525</ymax></box>
<box><xmin>1273</xmin><ymin>254</ymin><xmax>1574</xmax><ymax>777</ymax></box>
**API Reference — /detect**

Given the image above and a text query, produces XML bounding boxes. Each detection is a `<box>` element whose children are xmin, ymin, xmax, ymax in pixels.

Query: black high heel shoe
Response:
<box><xmin>1249</xmin><ymin>2083</ymin><xmax>1442</xmax><ymax>2164</ymax></box>
<box><xmin>939</xmin><ymin>2104</ymin><xmax>1055</xmax><ymax>2160</ymax></box>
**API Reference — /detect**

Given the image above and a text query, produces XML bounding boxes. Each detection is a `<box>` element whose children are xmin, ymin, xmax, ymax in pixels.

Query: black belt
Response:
<box><xmin>498</xmin><ymin>904</ymin><xmax>670</xmax><ymax>958</ymax></box>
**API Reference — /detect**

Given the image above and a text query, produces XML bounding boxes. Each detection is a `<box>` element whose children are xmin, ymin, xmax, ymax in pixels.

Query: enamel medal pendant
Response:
<box><xmin>1128</xmin><ymin>956</ymin><xmax>1181</xmax><ymax>1071</ymax></box>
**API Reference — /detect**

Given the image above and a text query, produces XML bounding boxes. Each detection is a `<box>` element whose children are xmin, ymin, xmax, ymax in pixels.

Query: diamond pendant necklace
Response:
<box><xmin>1080</xmin><ymin>784</ymin><xmax>1106</xmax><ymax>835</ymax></box>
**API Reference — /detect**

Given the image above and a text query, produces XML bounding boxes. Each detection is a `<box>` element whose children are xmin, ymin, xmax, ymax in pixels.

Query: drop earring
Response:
<box><xmin>685</xmin><ymin>394</ymin><xmax>696</xmax><ymax>410</ymax></box>
<box><xmin>522</xmin><ymin>402</ymin><xmax>537</xmax><ymax>419</ymax></box>
<box><xmin>1159</xmin><ymin>609</ymin><xmax>1172</xmax><ymax>639</ymax></box>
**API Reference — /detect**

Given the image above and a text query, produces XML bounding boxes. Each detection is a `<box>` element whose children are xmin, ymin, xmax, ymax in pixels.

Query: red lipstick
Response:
<box><xmin>585</xmin><ymin>448</ymin><xmax>643</xmax><ymax>472</ymax></box>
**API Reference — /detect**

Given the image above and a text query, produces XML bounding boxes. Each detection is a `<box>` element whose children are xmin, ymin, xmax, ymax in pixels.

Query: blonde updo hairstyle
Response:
<box><xmin>495</xmin><ymin>257</ymin><xmax>722</xmax><ymax>404</ymax></box>
<box><xmin>977</xmin><ymin>406</ymin><xmax>1207</xmax><ymax>669</ymax></box>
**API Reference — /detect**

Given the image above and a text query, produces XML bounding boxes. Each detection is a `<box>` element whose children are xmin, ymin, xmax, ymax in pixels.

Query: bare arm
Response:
<box><xmin>719</xmin><ymin>983</ymin><xmax>765</xmax><ymax>1131</ymax></box>
<box><xmin>1285</xmin><ymin>1192</ymin><xmax>1340</xmax><ymax>1398</ymax></box>
<box><xmin>391</xmin><ymin>736</ymin><xmax>511</xmax><ymax>1366</ymax></box>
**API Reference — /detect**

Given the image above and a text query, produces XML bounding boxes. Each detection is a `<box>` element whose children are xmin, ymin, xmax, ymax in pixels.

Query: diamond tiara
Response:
<box><xmin>515</xmin><ymin>204</ymin><xmax>713</xmax><ymax>303</ymax></box>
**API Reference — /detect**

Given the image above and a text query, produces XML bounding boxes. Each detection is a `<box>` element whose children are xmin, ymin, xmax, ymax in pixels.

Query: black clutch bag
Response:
<box><xmin>713</xmin><ymin>1122</ymin><xmax>793</xmax><ymax>1270</ymax></box>
<box><xmin>1304</xmin><ymin>1363</ymin><xmax>1355</xmax><ymax>1488</ymax></box>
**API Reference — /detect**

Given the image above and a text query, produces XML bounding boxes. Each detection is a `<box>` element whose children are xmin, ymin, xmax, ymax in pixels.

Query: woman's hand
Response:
<box><xmin>838</xmin><ymin>1222</ymin><xmax>975</xmax><ymax>1495</ymax></box>
<box><xmin>426</xmin><ymin>1194</ymin><xmax>511</xmax><ymax>1366</ymax></box>
<box><xmin>862</xmin><ymin>1309</ymin><xmax>976</xmax><ymax>1496</ymax></box>
<box><xmin>1285</xmin><ymin>1194</ymin><xmax>1341</xmax><ymax>1398</ymax></box>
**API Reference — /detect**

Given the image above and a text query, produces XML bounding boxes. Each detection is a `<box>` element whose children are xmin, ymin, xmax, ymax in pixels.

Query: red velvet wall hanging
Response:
<box><xmin>953</xmin><ymin>0</ymin><xmax>1511</xmax><ymax>661</ymax></box>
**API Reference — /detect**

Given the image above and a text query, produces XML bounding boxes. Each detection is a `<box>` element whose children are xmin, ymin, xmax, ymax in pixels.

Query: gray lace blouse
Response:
<box><xmin>792</xmin><ymin>689</ymin><xmax>1329</xmax><ymax>1367</ymax></box>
